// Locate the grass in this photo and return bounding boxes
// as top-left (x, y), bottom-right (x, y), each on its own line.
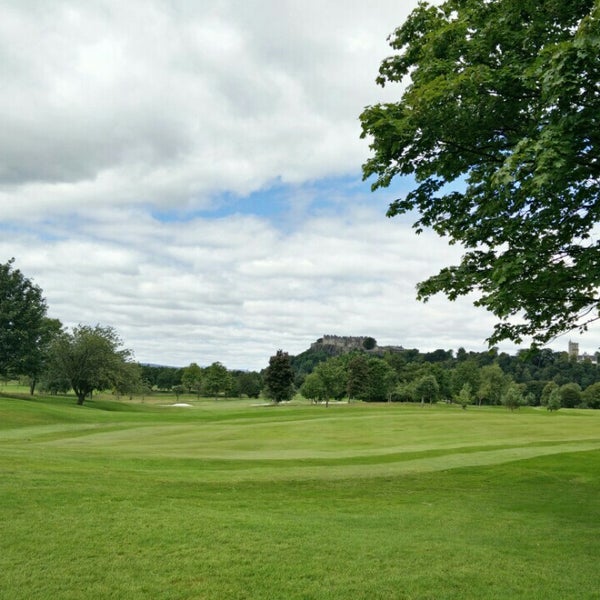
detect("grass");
top-left (0, 392), bottom-right (599, 599)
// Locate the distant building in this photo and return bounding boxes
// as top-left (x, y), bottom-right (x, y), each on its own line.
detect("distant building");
top-left (568, 340), bottom-right (598, 364)
top-left (568, 340), bottom-right (579, 359)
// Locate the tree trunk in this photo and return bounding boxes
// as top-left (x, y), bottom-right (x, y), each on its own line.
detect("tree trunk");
top-left (75, 387), bottom-right (86, 405)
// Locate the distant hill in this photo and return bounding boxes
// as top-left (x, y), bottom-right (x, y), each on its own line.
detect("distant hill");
top-left (290, 334), bottom-right (405, 384)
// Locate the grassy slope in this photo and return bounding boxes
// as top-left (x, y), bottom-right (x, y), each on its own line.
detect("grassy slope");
top-left (0, 395), bottom-right (599, 599)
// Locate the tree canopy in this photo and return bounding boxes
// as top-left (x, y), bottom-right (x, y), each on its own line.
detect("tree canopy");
top-left (0, 259), bottom-right (49, 378)
top-left (47, 324), bottom-right (133, 405)
top-left (264, 350), bottom-right (295, 403)
top-left (360, 0), bottom-right (600, 346)
top-left (203, 361), bottom-right (232, 399)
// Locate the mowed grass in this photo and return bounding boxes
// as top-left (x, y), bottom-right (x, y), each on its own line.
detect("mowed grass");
top-left (0, 395), bottom-right (599, 599)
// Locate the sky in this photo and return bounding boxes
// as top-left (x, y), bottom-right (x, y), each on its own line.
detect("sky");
top-left (1, 0), bottom-right (594, 370)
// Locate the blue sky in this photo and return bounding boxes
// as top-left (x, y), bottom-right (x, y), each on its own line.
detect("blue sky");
top-left (0, 0), bottom-right (593, 370)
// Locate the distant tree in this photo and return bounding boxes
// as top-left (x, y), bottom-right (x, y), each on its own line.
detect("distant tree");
top-left (113, 362), bottom-right (144, 400)
top-left (546, 388), bottom-right (562, 412)
top-left (264, 350), bottom-right (295, 403)
top-left (522, 380), bottom-right (547, 407)
top-left (393, 382), bottom-right (414, 402)
top-left (582, 382), bottom-right (600, 409)
top-left (456, 383), bottom-right (473, 410)
top-left (478, 365), bottom-right (511, 406)
top-left (38, 370), bottom-right (71, 395)
top-left (22, 317), bottom-right (63, 395)
top-left (236, 371), bottom-right (262, 399)
top-left (182, 363), bottom-right (203, 397)
top-left (203, 362), bottom-right (232, 400)
top-left (0, 259), bottom-right (49, 380)
top-left (347, 354), bottom-right (370, 400)
top-left (47, 325), bottom-right (133, 405)
top-left (362, 337), bottom-right (377, 350)
top-left (501, 384), bottom-right (525, 411)
top-left (172, 385), bottom-right (184, 401)
top-left (300, 372), bottom-right (326, 404)
top-left (476, 348), bottom-right (499, 368)
top-left (364, 357), bottom-right (397, 402)
top-left (540, 381), bottom-right (559, 408)
top-left (451, 360), bottom-right (481, 398)
top-left (290, 347), bottom-right (333, 386)
top-left (156, 367), bottom-right (181, 391)
top-left (423, 349), bottom-right (453, 363)
top-left (313, 358), bottom-right (347, 407)
top-left (430, 365), bottom-right (453, 401)
top-left (413, 374), bottom-right (440, 405)
top-left (559, 383), bottom-right (582, 408)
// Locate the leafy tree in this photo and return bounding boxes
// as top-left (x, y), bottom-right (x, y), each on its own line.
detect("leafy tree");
top-left (430, 364), bottom-right (452, 401)
top-left (313, 358), bottom-right (347, 407)
top-left (521, 380), bottom-right (546, 406)
top-left (38, 370), bottom-right (71, 395)
top-left (362, 337), bottom-right (377, 350)
top-left (203, 362), bottom-right (232, 400)
top-left (546, 388), bottom-right (562, 412)
top-left (451, 359), bottom-right (481, 398)
top-left (182, 362), bottom-right (203, 397)
top-left (423, 349), bottom-right (453, 364)
top-left (113, 362), bottom-right (144, 400)
top-left (264, 350), bottom-right (295, 403)
top-left (141, 365), bottom-right (183, 390)
top-left (361, 0), bottom-right (600, 346)
top-left (413, 374), bottom-right (440, 405)
top-left (347, 354), bottom-right (370, 400)
top-left (0, 259), bottom-right (49, 379)
top-left (364, 357), bottom-right (397, 402)
top-left (558, 382), bottom-right (582, 408)
top-left (300, 372), bottom-right (326, 404)
top-left (477, 364), bottom-right (511, 406)
top-left (456, 347), bottom-right (468, 362)
top-left (236, 371), bottom-right (262, 399)
top-left (582, 381), bottom-right (600, 409)
top-left (456, 383), bottom-right (473, 410)
top-left (22, 317), bottom-right (63, 395)
top-left (47, 325), bottom-right (133, 405)
top-left (540, 381), bottom-right (559, 407)
top-left (393, 382), bottom-right (414, 403)
top-left (501, 384), bottom-right (525, 411)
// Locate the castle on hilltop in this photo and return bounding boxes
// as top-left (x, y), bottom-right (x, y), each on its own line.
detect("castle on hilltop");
top-left (310, 335), bottom-right (407, 355)
top-left (311, 335), bottom-right (373, 352)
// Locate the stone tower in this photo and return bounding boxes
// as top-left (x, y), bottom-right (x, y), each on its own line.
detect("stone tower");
top-left (568, 340), bottom-right (579, 359)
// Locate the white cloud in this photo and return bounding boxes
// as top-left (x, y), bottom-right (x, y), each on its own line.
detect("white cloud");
top-left (0, 0), bottom-right (413, 212)
top-left (0, 204), bottom-right (543, 370)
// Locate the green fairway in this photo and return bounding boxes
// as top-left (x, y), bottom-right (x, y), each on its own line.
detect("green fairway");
top-left (1, 395), bottom-right (599, 599)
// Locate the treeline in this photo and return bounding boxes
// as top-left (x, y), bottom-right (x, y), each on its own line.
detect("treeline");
top-left (1, 258), bottom-right (271, 404)
top-left (3, 258), bottom-right (600, 409)
top-left (292, 345), bottom-right (600, 409)
top-left (140, 363), bottom-right (262, 400)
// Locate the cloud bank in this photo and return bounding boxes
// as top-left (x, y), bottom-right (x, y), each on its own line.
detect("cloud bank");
top-left (1, 0), bottom-right (590, 369)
